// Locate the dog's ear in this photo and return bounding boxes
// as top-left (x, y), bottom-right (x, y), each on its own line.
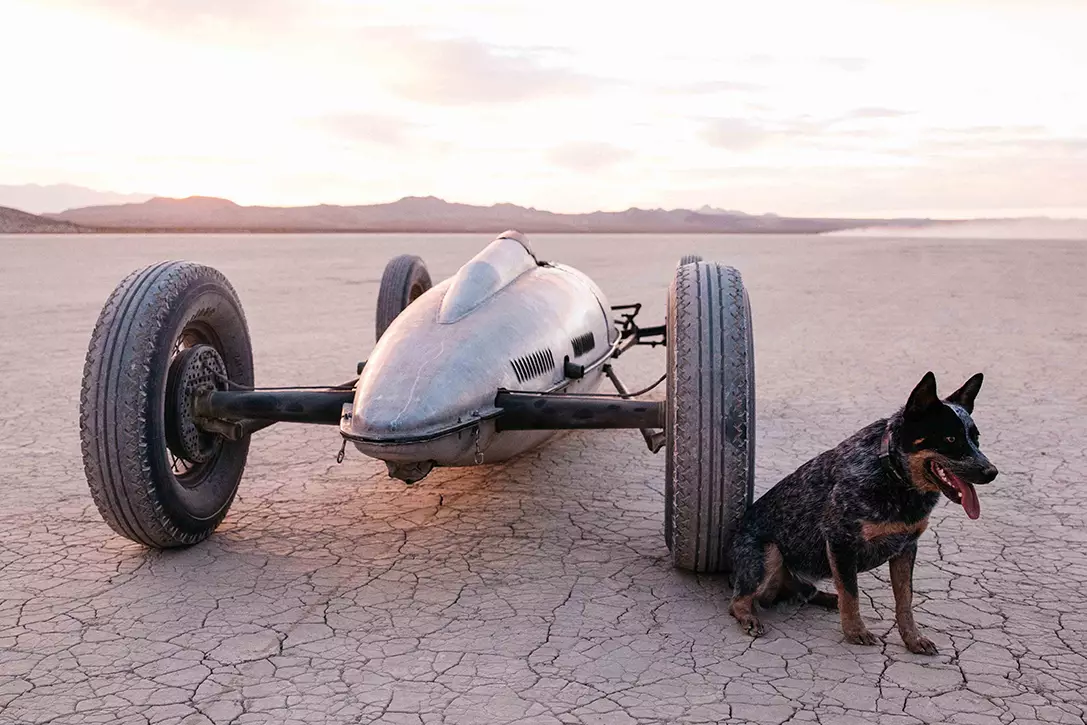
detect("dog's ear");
top-left (905, 371), bottom-right (939, 418)
top-left (946, 372), bottom-right (983, 413)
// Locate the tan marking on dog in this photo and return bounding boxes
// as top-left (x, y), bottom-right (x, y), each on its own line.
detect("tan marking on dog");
top-left (912, 438), bottom-right (926, 447)
top-left (889, 549), bottom-right (918, 636)
top-left (754, 544), bottom-right (786, 605)
top-left (826, 541), bottom-right (871, 642)
top-left (860, 518), bottom-right (929, 542)
top-left (730, 544), bottom-right (788, 636)
top-left (729, 594), bottom-right (755, 620)
top-left (906, 450), bottom-right (942, 493)
top-left (889, 546), bottom-right (936, 654)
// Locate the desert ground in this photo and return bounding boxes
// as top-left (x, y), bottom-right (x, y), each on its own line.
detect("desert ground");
top-left (1, 233), bottom-right (1085, 725)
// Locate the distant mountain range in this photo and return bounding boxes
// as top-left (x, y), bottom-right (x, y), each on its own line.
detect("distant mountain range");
top-left (0, 184), bottom-right (152, 215)
top-left (0, 205), bottom-right (86, 233)
top-left (11, 194), bottom-right (946, 234)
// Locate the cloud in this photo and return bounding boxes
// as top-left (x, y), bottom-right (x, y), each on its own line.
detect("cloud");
top-left (42, 0), bottom-right (305, 35)
top-left (676, 120), bottom-right (1087, 216)
top-left (932, 125), bottom-right (1048, 137)
top-left (700, 119), bottom-right (772, 151)
top-left (548, 142), bottom-right (632, 172)
top-left (314, 114), bottom-right (416, 147)
top-left (982, 137), bottom-right (1087, 154)
top-left (663, 152), bottom-right (1087, 218)
top-left (699, 107), bottom-right (916, 153)
top-left (42, 2), bottom-right (604, 106)
top-left (725, 54), bottom-right (872, 73)
top-left (844, 107), bottom-right (912, 120)
top-left (663, 80), bottom-right (765, 94)
top-left (924, 127), bottom-right (1087, 156)
top-left (361, 30), bottom-right (604, 105)
top-left (882, 154), bottom-right (1087, 213)
top-left (700, 115), bottom-right (845, 151)
top-left (818, 56), bottom-right (871, 72)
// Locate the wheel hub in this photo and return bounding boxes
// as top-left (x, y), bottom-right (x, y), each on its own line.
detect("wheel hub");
top-left (166, 344), bottom-right (227, 464)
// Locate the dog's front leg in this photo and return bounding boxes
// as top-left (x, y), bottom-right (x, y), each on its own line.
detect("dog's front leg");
top-left (826, 539), bottom-right (878, 645)
top-left (889, 543), bottom-right (938, 655)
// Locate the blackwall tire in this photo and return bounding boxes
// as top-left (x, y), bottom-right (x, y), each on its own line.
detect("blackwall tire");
top-left (665, 261), bottom-right (755, 573)
top-left (80, 262), bottom-right (254, 548)
top-left (665, 252), bottom-right (707, 548)
top-left (375, 255), bottom-right (432, 341)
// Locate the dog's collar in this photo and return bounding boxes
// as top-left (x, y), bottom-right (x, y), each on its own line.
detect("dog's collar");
top-left (879, 421), bottom-right (906, 483)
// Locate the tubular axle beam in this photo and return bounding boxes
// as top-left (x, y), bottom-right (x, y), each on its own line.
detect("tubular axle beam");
top-left (495, 390), bottom-right (665, 431)
top-left (196, 389), bottom-right (354, 426)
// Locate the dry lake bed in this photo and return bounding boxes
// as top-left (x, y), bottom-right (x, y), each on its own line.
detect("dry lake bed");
top-left (1, 233), bottom-right (1085, 725)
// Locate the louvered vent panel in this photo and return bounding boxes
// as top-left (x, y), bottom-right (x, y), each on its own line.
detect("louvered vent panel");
top-left (571, 331), bottom-right (596, 358)
top-left (510, 348), bottom-right (556, 383)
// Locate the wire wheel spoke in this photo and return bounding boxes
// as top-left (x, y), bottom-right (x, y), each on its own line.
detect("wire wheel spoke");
top-left (168, 449), bottom-right (193, 476)
top-left (174, 451), bottom-right (192, 475)
top-left (173, 329), bottom-right (204, 357)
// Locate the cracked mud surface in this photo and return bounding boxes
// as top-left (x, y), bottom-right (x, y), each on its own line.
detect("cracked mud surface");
top-left (1, 233), bottom-right (1085, 724)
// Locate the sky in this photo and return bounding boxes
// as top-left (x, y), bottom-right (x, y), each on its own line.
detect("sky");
top-left (1, 0), bottom-right (1085, 218)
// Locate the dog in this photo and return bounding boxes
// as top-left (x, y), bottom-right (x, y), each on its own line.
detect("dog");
top-left (728, 372), bottom-right (998, 654)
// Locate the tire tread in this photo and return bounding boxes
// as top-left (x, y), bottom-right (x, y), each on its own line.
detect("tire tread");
top-left (80, 262), bottom-right (251, 547)
top-left (376, 254), bottom-right (431, 341)
top-left (668, 262), bottom-right (754, 572)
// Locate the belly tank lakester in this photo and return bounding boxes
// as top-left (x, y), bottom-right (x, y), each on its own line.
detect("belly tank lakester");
top-left (79, 231), bottom-right (756, 574)
top-left (343, 233), bottom-right (615, 482)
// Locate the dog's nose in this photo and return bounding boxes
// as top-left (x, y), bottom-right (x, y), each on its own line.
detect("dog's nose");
top-left (981, 465), bottom-right (999, 483)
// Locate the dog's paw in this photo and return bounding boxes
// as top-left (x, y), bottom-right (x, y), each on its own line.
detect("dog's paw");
top-left (737, 616), bottom-right (765, 638)
top-left (729, 598), bottom-right (765, 637)
top-left (843, 628), bottom-right (879, 646)
top-left (904, 634), bottom-right (938, 655)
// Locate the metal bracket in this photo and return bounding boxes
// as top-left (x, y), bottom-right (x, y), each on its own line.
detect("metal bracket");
top-left (612, 303), bottom-right (643, 334)
top-left (610, 304), bottom-right (666, 357)
top-left (602, 363), bottom-right (666, 453)
top-left (627, 324), bottom-right (665, 347)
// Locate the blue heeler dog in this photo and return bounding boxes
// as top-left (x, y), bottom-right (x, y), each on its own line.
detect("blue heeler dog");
top-left (728, 372), bottom-right (998, 654)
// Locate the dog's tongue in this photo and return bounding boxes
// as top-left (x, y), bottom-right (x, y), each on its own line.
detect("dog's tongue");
top-left (954, 478), bottom-right (981, 520)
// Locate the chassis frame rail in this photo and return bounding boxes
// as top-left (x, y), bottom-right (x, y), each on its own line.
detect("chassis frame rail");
top-left (194, 387), bottom-right (665, 435)
top-left (192, 303), bottom-right (669, 440)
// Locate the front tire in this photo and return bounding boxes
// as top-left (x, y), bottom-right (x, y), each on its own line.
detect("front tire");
top-left (665, 253), bottom-right (706, 543)
top-left (80, 262), bottom-right (254, 548)
top-left (376, 255), bottom-right (431, 341)
top-left (665, 261), bottom-right (755, 573)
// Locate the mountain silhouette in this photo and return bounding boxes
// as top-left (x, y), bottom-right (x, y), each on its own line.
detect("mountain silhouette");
top-left (50, 195), bottom-right (933, 234)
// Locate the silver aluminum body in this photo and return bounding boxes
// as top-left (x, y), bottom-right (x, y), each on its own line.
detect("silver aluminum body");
top-left (340, 233), bottom-right (616, 475)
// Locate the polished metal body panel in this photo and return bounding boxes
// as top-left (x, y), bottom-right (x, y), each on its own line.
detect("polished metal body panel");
top-left (341, 232), bottom-right (615, 477)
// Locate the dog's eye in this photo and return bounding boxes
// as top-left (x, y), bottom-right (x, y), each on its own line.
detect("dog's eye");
top-left (945, 436), bottom-right (956, 444)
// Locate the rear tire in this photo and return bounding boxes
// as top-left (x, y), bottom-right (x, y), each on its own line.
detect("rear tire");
top-left (376, 255), bottom-right (432, 341)
top-left (679, 254), bottom-right (703, 266)
top-left (80, 262), bottom-right (253, 548)
top-left (665, 262), bottom-right (755, 573)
